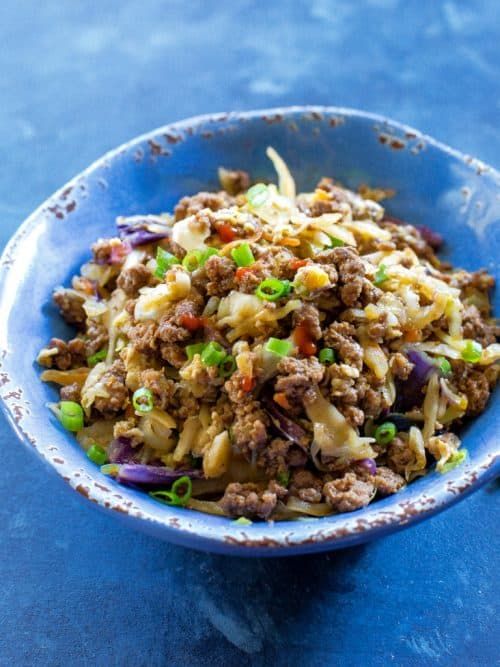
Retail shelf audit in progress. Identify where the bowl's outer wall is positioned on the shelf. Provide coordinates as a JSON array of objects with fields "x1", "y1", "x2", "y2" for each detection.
[{"x1": 0, "y1": 108, "x2": 498, "y2": 555}]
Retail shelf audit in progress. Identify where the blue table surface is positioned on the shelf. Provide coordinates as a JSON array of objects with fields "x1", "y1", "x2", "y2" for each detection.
[{"x1": 0, "y1": 2, "x2": 499, "y2": 665}]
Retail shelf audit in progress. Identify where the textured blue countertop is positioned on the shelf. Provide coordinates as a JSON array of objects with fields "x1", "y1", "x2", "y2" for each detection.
[{"x1": 0, "y1": 2, "x2": 498, "y2": 665}]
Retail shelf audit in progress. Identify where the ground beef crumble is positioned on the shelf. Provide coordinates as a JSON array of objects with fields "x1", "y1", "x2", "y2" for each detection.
[{"x1": 323, "y1": 472, "x2": 375, "y2": 512}]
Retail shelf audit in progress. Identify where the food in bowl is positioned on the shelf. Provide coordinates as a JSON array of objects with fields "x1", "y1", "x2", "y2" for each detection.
[{"x1": 37, "y1": 147, "x2": 499, "y2": 521}]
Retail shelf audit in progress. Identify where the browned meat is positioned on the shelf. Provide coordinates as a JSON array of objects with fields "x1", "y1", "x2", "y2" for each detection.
[
  {"x1": 117, "y1": 264, "x2": 151, "y2": 296},
  {"x1": 41, "y1": 337, "x2": 85, "y2": 370},
  {"x1": 156, "y1": 320, "x2": 191, "y2": 344},
  {"x1": 274, "y1": 357, "x2": 325, "y2": 411},
  {"x1": 323, "y1": 473, "x2": 374, "y2": 512},
  {"x1": 289, "y1": 470, "x2": 324, "y2": 503},
  {"x1": 333, "y1": 246, "x2": 366, "y2": 306},
  {"x1": 381, "y1": 222, "x2": 436, "y2": 261},
  {"x1": 462, "y1": 304, "x2": 498, "y2": 347},
  {"x1": 140, "y1": 369, "x2": 175, "y2": 410},
  {"x1": 127, "y1": 322, "x2": 157, "y2": 354},
  {"x1": 84, "y1": 320, "x2": 109, "y2": 356},
  {"x1": 59, "y1": 383, "x2": 81, "y2": 402},
  {"x1": 373, "y1": 466, "x2": 406, "y2": 495},
  {"x1": 315, "y1": 178, "x2": 350, "y2": 203},
  {"x1": 292, "y1": 303, "x2": 322, "y2": 340},
  {"x1": 452, "y1": 361, "x2": 492, "y2": 416},
  {"x1": 219, "y1": 168, "x2": 250, "y2": 195},
  {"x1": 93, "y1": 360, "x2": 128, "y2": 417},
  {"x1": 231, "y1": 399, "x2": 269, "y2": 458},
  {"x1": 204, "y1": 254, "x2": 236, "y2": 296},
  {"x1": 174, "y1": 191, "x2": 234, "y2": 220},
  {"x1": 219, "y1": 482, "x2": 278, "y2": 519},
  {"x1": 159, "y1": 342, "x2": 186, "y2": 368},
  {"x1": 53, "y1": 289, "x2": 86, "y2": 327},
  {"x1": 387, "y1": 436, "x2": 412, "y2": 475},
  {"x1": 324, "y1": 321, "x2": 363, "y2": 370},
  {"x1": 256, "y1": 438, "x2": 308, "y2": 476},
  {"x1": 450, "y1": 268, "x2": 495, "y2": 292},
  {"x1": 366, "y1": 313, "x2": 389, "y2": 342},
  {"x1": 389, "y1": 352, "x2": 414, "y2": 380}
]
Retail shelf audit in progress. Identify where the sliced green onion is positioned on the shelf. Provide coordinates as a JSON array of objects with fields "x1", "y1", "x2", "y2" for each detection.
[
  {"x1": 247, "y1": 183, "x2": 268, "y2": 207},
  {"x1": 374, "y1": 264, "x2": 389, "y2": 286},
  {"x1": 86, "y1": 444, "x2": 107, "y2": 465},
  {"x1": 200, "y1": 247, "x2": 219, "y2": 263},
  {"x1": 319, "y1": 348, "x2": 336, "y2": 364},
  {"x1": 374, "y1": 421, "x2": 396, "y2": 446},
  {"x1": 155, "y1": 247, "x2": 180, "y2": 278},
  {"x1": 182, "y1": 248, "x2": 218, "y2": 271},
  {"x1": 231, "y1": 242, "x2": 255, "y2": 267},
  {"x1": 87, "y1": 348, "x2": 107, "y2": 367},
  {"x1": 256, "y1": 277, "x2": 290, "y2": 301},
  {"x1": 186, "y1": 342, "x2": 207, "y2": 361},
  {"x1": 436, "y1": 356, "x2": 452, "y2": 376},
  {"x1": 264, "y1": 337, "x2": 293, "y2": 357},
  {"x1": 276, "y1": 471, "x2": 290, "y2": 487},
  {"x1": 461, "y1": 340, "x2": 482, "y2": 363},
  {"x1": 232, "y1": 516, "x2": 253, "y2": 525},
  {"x1": 100, "y1": 463, "x2": 120, "y2": 477},
  {"x1": 219, "y1": 354, "x2": 237, "y2": 378},
  {"x1": 439, "y1": 449, "x2": 468, "y2": 474},
  {"x1": 132, "y1": 387, "x2": 154, "y2": 413},
  {"x1": 58, "y1": 401, "x2": 84, "y2": 432},
  {"x1": 327, "y1": 236, "x2": 345, "y2": 248},
  {"x1": 150, "y1": 475, "x2": 192, "y2": 507},
  {"x1": 201, "y1": 341, "x2": 226, "y2": 366},
  {"x1": 182, "y1": 250, "x2": 204, "y2": 272}
]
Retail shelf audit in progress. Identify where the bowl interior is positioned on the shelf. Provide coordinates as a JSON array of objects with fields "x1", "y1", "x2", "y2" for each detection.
[{"x1": 1, "y1": 107, "x2": 498, "y2": 555}]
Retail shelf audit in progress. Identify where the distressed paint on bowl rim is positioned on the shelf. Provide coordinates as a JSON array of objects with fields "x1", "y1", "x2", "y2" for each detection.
[{"x1": 0, "y1": 106, "x2": 499, "y2": 556}]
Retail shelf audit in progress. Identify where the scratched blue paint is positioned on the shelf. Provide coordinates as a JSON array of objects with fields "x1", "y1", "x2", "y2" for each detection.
[{"x1": 0, "y1": 1, "x2": 499, "y2": 665}]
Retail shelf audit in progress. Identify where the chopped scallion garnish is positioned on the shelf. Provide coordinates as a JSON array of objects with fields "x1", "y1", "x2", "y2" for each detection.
[
  {"x1": 256, "y1": 278, "x2": 291, "y2": 301},
  {"x1": 231, "y1": 242, "x2": 255, "y2": 267},
  {"x1": 132, "y1": 387, "x2": 154, "y2": 414},
  {"x1": 58, "y1": 401, "x2": 84, "y2": 432},
  {"x1": 461, "y1": 340, "x2": 482, "y2": 363},
  {"x1": 201, "y1": 341, "x2": 226, "y2": 366},
  {"x1": 232, "y1": 516, "x2": 253, "y2": 525},
  {"x1": 264, "y1": 337, "x2": 293, "y2": 357},
  {"x1": 374, "y1": 421, "x2": 396, "y2": 446},
  {"x1": 319, "y1": 348, "x2": 336, "y2": 364},
  {"x1": 86, "y1": 444, "x2": 107, "y2": 465},
  {"x1": 87, "y1": 348, "x2": 107, "y2": 367},
  {"x1": 436, "y1": 356, "x2": 452, "y2": 376},
  {"x1": 219, "y1": 354, "x2": 237, "y2": 378},
  {"x1": 327, "y1": 236, "x2": 345, "y2": 248},
  {"x1": 276, "y1": 471, "x2": 290, "y2": 487},
  {"x1": 374, "y1": 264, "x2": 389, "y2": 286},
  {"x1": 246, "y1": 183, "x2": 268, "y2": 208},
  {"x1": 186, "y1": 342, "x2": 207, "y2": 361},
  {"x1": 149, "y1": 475, "x2": 192, "y2": 506},
  {"x1": 439, "y1": 449, "x2": 468, "y2": 474},
  {"x1": 155, "y1": 247, "x2": 180, "y2": 278}
]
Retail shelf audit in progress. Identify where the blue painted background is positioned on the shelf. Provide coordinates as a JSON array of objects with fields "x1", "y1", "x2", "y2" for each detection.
[{"x1": 0, "y1": 1, "x2": 498, "y2": 665}]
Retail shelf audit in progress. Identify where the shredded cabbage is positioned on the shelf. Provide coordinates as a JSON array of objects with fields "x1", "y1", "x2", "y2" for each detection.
[{"x1": 305, "y1": 389, "x2": 375, "y2": 463}]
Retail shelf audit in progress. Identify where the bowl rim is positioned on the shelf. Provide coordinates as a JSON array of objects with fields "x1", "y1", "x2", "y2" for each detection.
[{"x1": 1, "y1": 105, "x2": 499, "y2": 556}]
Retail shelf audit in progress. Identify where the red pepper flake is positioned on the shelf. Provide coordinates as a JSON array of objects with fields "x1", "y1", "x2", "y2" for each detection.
[
  {"x1": 218, "y1": 223, "x2": 236, "y2": 243},
  {"x1": 241, "y1": 376, "x2": 256, "y2": 392},
  {"x1": 273, "y1": 392, "x2": 292, "y2": 410},
  {"x1": 179, "y1": 313, "x2": 205, "y2": 332},
  {"x1": 293, "y1": 323, "x2": 317, "y2": 357},
  {"x1": 290, "y1": 258, "x2": 308, "y2": 271},
  {"x1": 235, "y1": 266, "x2": 254, "y2": 280}
]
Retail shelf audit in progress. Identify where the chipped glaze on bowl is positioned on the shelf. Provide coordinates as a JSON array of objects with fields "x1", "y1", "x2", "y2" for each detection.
[{"x1": 0, "y1": 107, "x2": 499, "y2": 556}]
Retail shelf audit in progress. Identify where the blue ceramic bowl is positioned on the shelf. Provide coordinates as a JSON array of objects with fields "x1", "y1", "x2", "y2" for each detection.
[{"x1": 0, "y1": 107, "x2": 498, "y2": 556}]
